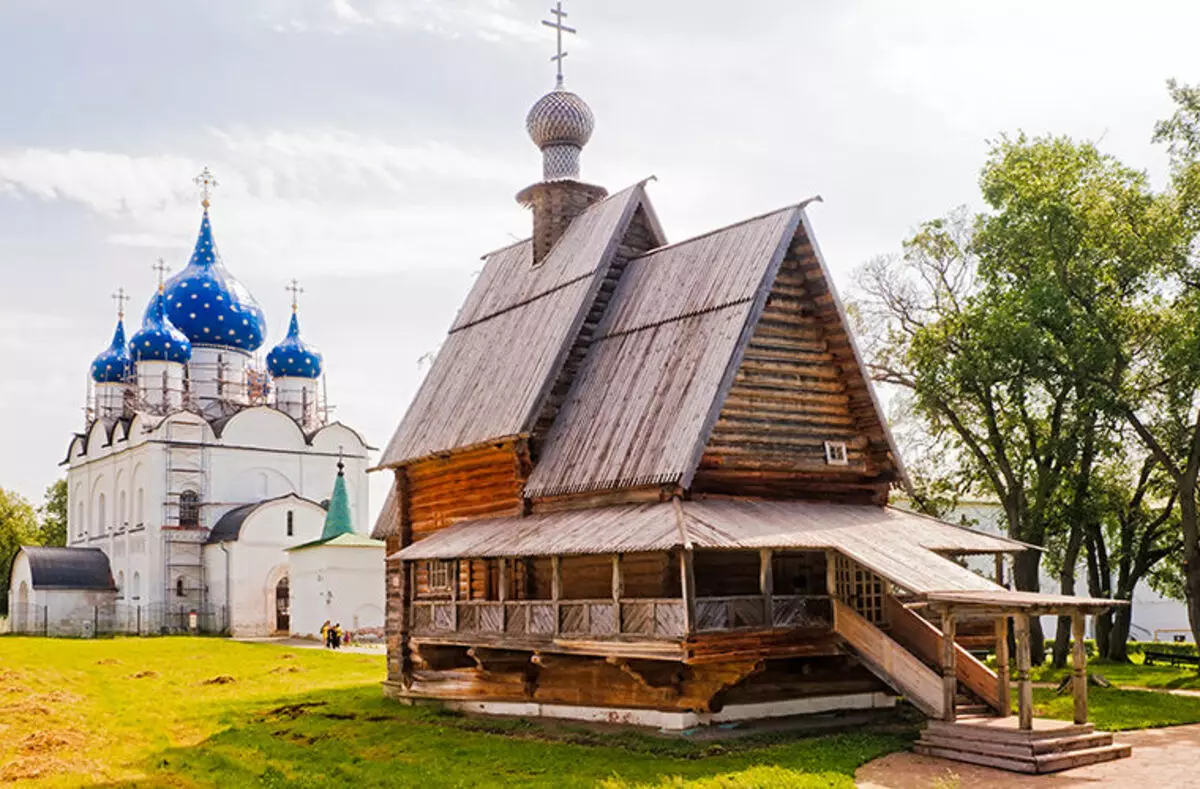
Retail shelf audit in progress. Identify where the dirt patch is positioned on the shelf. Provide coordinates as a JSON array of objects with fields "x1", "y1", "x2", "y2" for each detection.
[
  {"x1": 129, "y1": 671, "x2": 159, "y2": 679},
  {"x1": 20, "y1": 729, "x2": 85, "y2": 755},
  {"x1": 41, "y1": 690, "x2": 82, "y2": 706},
  {"x1": 95, "y1": 658, "x2": 122, "y2": 666},
  {"x1": 201, "y1": 675, "x2": 236, "y2": 685},
  {"x1": 279, "y1": 653, "x2": 297, "y2": 660},
  {"x1": 320, "y1": 712, "x2": 357, "y2": 721},
  {"x1": 260, "y1": 701, "x2": 327, "y2": 721},
  {"x1": 0, "y1": 670, "x2": 23, "y2": 683},
  {"x1": 268, "y1": 665, "x2": 302, "y2": 674}
]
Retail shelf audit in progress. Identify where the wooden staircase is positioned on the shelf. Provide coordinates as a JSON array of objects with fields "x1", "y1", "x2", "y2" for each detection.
[{"x1": 915, "y1": 718, "x2": 1132, "y2": 774}]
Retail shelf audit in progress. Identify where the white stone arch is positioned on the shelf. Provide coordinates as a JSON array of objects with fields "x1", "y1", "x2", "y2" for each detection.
[
  {"x1": 262, "y1": 563, "x2": 291, "y2": 633},
  {"x1": 132, "y1": 463, "x2": 146, "y2": 527},
  {"x1": 132, "y1": 571, "x2": 142, "y2": 602},
  {"x1": 97, "y1": 491, "x2": 107, "y2": 533}
]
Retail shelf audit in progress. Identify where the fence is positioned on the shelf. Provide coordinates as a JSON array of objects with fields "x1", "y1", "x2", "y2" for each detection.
[{"x1": 6, "y1": 602, "x2": 229, "y2": 638}]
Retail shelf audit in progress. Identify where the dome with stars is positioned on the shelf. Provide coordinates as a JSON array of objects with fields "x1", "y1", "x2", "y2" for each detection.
[
  {"x1": 130, "y1": 289, "x2": 192, "y2": 364},
  {"x1": 163, "y1": 208, "x2": 266, "y2": 352},
  {"x1": 266, "y1": 311, "x2": 323, "y2": 379},
  {"x1": 90, "y1": 318, "x2": 132, "y2": 383}
]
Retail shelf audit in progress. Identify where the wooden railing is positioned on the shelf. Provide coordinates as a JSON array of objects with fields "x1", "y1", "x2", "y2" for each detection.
[
  {"x1": 694, "y1": 595, "x2": 832, "y2": 632},
  {"x1": 885, "y1": 596, "x2": 1005, "y2": 715},
  {"x1": 411, "y1": 594, "x2": 832, "y2": 640},
  {"x1": 411, "y1": 599, "x2": 687, "y2": 640}
]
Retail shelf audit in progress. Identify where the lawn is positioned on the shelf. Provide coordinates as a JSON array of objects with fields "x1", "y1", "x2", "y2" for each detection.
[
  {"x1": 0, "y1": 637, "x2": 910, "y2": 788},
  {"x1": 1030, "y1": 653, "x2": 1200, "y2": 691},
  {"x1": 1031, "y1": 686, "x2": 1200, "y2": 731}
]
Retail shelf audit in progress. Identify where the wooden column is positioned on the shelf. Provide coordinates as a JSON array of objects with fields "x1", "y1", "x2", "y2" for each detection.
[
  {"x1": 680, "y1": 549, "x2": 696, "y2": 635},
  {"x1": 497, "y1": 558, "x2": 508, "y2": 632},
  {"x1": 1072, "y1": 612, "x2": 1088, "y2": 724},
  {"x1": 995, "y1": 615, "x2": 1011, "y2": 716},
  {"x1": 994, "y1": 553, "x2": 1005, "y2": 586},
  {"x1": 940, "y1": 610, "x2": 957, "y2": 721},
  {"x1": 612, "y1": 554, "x2": 622, "y2": 601},
  {"x1": 450, "y1": 559, "x2": 459, "y2": 631},
  {"x1": 1014, "y1": 612, "x2": 1033, "y2": 730},
  {"x1": 826, "y1": 550, "x2": 839, "y2": 629},
  {"x1": 760, "y1": 549, "x2": 774, "y2": 627},
  {"x1": 551, "y1": 556, "x2": 561, "y2": 636}
]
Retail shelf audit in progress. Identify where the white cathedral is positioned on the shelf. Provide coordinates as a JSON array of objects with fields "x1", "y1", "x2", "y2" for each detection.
[{"x1": 7, "y1": 172, "x2": 385, "y2": 639}]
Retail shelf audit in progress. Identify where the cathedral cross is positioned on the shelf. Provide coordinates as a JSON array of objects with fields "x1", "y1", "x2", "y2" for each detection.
[
  {"x1": 111, "y1": 287, "x2": 130, "y2": 320},
  {"x1": 541, "y1": 1, "x2": 576, "y2": 88},
  {"x1": 194, "y1": 166, "x2": 219, "y2": 209},
  {"x1": 286, "y1": 278, "x2": 304, "y2": 312},
  {"x1": 152, "y1": 257, "x2": 171, "y2": 291}
]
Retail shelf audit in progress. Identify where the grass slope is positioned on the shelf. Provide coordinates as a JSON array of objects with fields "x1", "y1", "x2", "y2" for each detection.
[{"x1": 0, "y1": 637, "x2": 909, "y2": 788}]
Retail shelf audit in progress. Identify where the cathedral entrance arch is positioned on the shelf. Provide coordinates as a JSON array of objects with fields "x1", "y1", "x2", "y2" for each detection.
[{"x1": 275, "y1": 577, "x2": 290, "y2": 633}]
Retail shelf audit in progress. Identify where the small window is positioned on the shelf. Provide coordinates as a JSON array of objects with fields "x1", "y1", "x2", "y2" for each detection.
[
  {"x1": 175, "y1": 578, "x2": 186, "y2": 597},
  {"x1": 824, "y1": 440, "x2": 849, "y2": 466},
  {"x1": 179, "y1": 491, "x2": 200, "y2": 528},
  {"x1": 286, "y1": 510, "x2": 294, "y2": 537},
  {"x1": 425, "y1": 560, "x2": 453, "y2": 593}
]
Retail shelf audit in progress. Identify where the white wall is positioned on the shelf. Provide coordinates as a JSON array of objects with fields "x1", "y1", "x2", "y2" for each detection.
[{"x1": 288, "y1": 543, "x2": 385, "y2": 639}]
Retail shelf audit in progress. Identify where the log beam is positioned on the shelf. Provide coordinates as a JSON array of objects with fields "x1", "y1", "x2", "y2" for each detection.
[
  {"x1": 1073, "y1": 612, "x2": 1088, "y2": 724},
  {"x1": 1014, "y1": 613, "x2": 1033, "y2": 731},
  {"x1": 940, "y1": 611, "x2": 957, "y2": 722},
  {"x1": 995, "y1": 615, "x2": 1011, "y2": 716}
]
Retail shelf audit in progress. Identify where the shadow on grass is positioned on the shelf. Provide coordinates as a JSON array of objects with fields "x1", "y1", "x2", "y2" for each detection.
[{"x1": 89, "y1": 685, "x2": 916, "y2": 789}]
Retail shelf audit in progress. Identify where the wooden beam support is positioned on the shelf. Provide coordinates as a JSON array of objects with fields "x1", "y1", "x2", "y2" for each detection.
[
  {"x1": 551, "y1": 555, "x2": 562, "y2": 636},
  {"x1": 612, "y1": 554, "x2": 623, "y2": 602},
  {"x1": 760, "y1": 548, "x2": 774, "y2": 627},
  {"x1": 995, "y1": 615, "x2": 1011, "y2": 716},
  {"x1": 450, "y1": 559, "x2": 459, "y2": 631},
  {"x1": 1014, "y1": 612, "x2": 1033, "y2": 731},
  {"x1": 680, "y1": 549, "x2": 696, "y2": 635},
  {"x1": 826, "y1": 550, "x2": 839, "y2": 629},
  {"x1": 1072, "y1": 612, "x2": 1088, "y2": 724},
  {"x1": 940, "y1": 611, "x2": 957, "y2": 722},
  {"x1": 497, "y1": 558, "x2": 508, "y2": 632},
  {"x1": 994, "y1": 553, "x2": 1005, "y2": 586}
]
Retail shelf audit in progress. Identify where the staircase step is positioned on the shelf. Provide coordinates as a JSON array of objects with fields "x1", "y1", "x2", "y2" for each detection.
[
  {"x1": 918, "y1": 734, "x2": 1038, "y2": 760},
  {"x1": 1035, "y1": 743, "x2": 1132, "y2": 773},
  {"x1": 954, "y1": 704, "x2": 990, "y2": 715},
  {"x1": 913, "y1": 743, "x2": 1038, "y2": 774},
  {"x1": 925, "y1": 719, "x2": 1094, "y2": 743},
  {"x1": 1031, "y1": 732, "x2": 1114, "y2": 754}
]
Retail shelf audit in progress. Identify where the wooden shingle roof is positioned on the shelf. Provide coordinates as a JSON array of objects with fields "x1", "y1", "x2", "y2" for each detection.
[{"x1": 377, "y1": 183, "x2": 656, "y2": 468}]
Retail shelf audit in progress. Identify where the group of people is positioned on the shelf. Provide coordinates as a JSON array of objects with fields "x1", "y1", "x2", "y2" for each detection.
[{"x1": 320, "y1": 620, "x2": 345, "y2": 649}]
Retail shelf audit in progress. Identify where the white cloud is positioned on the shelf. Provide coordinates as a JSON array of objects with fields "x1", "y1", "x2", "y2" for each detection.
[{"x1": 264, "y1": 0, "x2": 538, "y2": 41}]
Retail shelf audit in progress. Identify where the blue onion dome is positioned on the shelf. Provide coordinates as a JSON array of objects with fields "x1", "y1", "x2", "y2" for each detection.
[
  {"x1": 267, "y1": 311, "x2": 323, "y2": 379},
  {"x1": 130, "y1": 289, "x2": 192, "y2": 363},
  {"x1": 90, "y1": 318, "x2": 132, "y2": 383},
  {"x1": 163, "y1": 208, "x2": 266, "y2": 351}
]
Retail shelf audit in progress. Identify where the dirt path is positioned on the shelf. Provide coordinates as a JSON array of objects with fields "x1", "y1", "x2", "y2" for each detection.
[{"x1": 856, "y1": 722, "x2": 1200, "y2": 788}]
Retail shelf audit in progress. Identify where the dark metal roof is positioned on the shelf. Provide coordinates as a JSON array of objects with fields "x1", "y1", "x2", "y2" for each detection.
[
  {"x1": 21, "y1": 546, "x2": 115, "y2": 590},
  {"x1": 207, "y1": 494, "x2": 326, "y2": 543}
]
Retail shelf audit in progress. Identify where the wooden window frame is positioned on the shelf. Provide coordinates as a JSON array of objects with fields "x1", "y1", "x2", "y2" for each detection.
[{"x1": 824, "y1": 440, "x2": 849, "y2": 466}]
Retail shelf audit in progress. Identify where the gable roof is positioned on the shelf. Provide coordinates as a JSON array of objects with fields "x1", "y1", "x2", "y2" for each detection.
[
  {"x1": 377, "y1": 182, "x2": 661, "y2": 468},
  {"x1": 523, "y1": 205, "x2": 804, "y2": 497},
  {"x1": 19, "y1": 546, "x2": 115, "y2": 590}
]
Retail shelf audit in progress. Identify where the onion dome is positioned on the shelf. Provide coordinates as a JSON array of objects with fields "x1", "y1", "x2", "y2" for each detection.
[
  {"x1": 130, "y1": 289, "x2": 192, "y2": 363},
  {"x1": 526, "y1": 88, "x2": 595, "y2": 181},
  {"x1": 163, "y1": 208, "x2": 266, "y2": 351},
  {"x1": 266, "y1": 310, "x2": 322, "y2": 379},
  {"x1": 90, "y1": 318, "x2": 132, "y2": 383}
]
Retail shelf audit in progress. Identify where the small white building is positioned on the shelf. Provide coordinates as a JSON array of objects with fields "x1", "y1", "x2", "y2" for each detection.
[
  {"x1": 7, "y1": 547, "x2": 118, "y2": 636},
  {"x1": 7, "y1": 172, "x2": 379, "y2": 638},
  {"x1": 287, "y1": 461, "x2": 385, "y2": 639}
]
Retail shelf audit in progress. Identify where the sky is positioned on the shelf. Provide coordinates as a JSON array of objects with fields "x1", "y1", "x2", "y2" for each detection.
[{"x1": 0, "y1": 0, "x2": 1196, "y2": 523}]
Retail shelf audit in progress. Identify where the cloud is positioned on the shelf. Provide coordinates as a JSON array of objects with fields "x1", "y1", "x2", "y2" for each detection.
[{"x1": 263, "y1": 0, "x2": 538, "y2": 41}]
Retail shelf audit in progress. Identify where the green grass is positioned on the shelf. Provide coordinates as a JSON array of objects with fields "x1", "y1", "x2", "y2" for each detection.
[
  {"x1": 1030, "y1": 686, "x2": 1200, "y2": 731},
  {"x1": 1029, "y1": 653, "x2": 1200, "y2": 691},
  {"x1": 0, "y1": 637, "x2": 910, "y2": 788}
]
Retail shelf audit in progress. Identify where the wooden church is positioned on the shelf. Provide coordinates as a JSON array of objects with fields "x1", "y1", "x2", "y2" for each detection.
[{"x1": 371, "y1": 11, "x2": 1129, "y2": 773}]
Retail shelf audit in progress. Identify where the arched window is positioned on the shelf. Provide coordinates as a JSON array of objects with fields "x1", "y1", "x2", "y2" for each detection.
[
  {"x1": 98, "y1": 493, "x2": 107, "y2": 533},
  {"x1": 119, "y1": 490, "x2": 127, "y2": 528},
  {"x1": 176, "y1": 577, "x2": 186, "y2": 597},
  {"x1": 286, "y1": 510, "x2": 294, "y2": 537},
  {"x1": 135, "y1": 488, "x2": 144, "y2": 526},
  {"x1": 76, "y1": 501, "x2": 84, "y2": 539},
  {"x1": 132, "y1": 571, "x2": 141, "y2": 601},
  {"x1": 117, "y1": 570, "x2": 125, "y2": 598},
  {"x1": 179, "y1": 491, "x2": 200, "y2": 528}
]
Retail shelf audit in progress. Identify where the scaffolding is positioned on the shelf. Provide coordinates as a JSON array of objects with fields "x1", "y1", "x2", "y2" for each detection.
[{"x1": 163, "y1": 419, "x2": 208, "y2": 614}]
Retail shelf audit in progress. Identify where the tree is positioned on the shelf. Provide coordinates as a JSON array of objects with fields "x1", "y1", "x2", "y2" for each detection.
[
  {"x1": 38, "y1": 479, "x2": 68, "y2": 548},
  {"x1": 0, "y1": 487, "x2": 39, "y2": 612}
]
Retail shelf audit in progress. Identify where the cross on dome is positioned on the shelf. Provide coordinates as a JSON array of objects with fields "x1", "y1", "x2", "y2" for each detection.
[
  {"x1": 152, "y1": 258, "x2": 171, "y2": 292},
  {"x1": 194, "y1": 166, "x2": 218, "y2": 209},
  {"x1": 111, "y1": 287, "x2": 130, "y2": 320},
  {"x1": 541, "y1": 1, "x2": 576, "y2": 89},
  {"x1": 286, "y1": 278, "x2": 305, "y2": 313}
]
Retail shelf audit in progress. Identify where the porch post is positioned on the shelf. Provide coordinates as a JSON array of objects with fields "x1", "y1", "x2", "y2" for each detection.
[
  {"x1": 995, "y1": 614, "x2": 1011, "y2": 716},
  {"x1": 940, "y1": 610, "x2": 957, "y2": 721},
  {"x1": 994, "y1": 553, "x2": 1005, "y2": 586},
  {"x1": 1014, "y1": 612, "x2": 1033, "y2": 730},
  {"x1": 551, "y1": 556, "x2": 561, "y2": 636},
  {"x1": 450, "y1": 559, "x2": 459, "y2": 631},
  {"x1": 679, "y1": 549, "x2": 696, "y2": 635},
  {"x1": 826, "y1": 550, "x2": 839, "y2": 629},
  {"x1": 497, "y1": 558, "x2": 508, "y2": 632},
  {"x1": 759, "y1": 549, "x2": 774, "y2": 627},
  {"x1": 1072, "y1": 611, "x2": 1088, "y2": 724},
  {"x1": 612, "y1": 554, "x2": 623, "y2": 601}
]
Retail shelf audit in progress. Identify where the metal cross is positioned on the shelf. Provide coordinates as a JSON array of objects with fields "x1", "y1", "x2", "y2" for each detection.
[
  {"x1": 541, "y1": 1, "x2": 576, "y2": 88},
  {"x1": 111, "y1": 287, "x2": 130, "y2": 319},
  {"x1": 286, "y1": 278, "x2": 304, "y2": 312},
  {"x1": 194, "y1": 166, "x2": 219, "y2": 208},
  {"x1": 152, "y1": 257, "x2": 171, "y2": 291}
]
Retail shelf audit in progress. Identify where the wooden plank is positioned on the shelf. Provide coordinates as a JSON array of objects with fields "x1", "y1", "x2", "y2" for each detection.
[
  {"x1": 996, "y1": 615, "x2": 1011, "y2": 716},
  {"x1": 942, "y1": 612, "x2": 957, "y2": 722},
  {"x1": 680, "y1": 549, "x2": 696, "y2": 635},
  {"x1": 1073, "y1": 612, "x2": 1087, "y2": 724},
  {"x1": 1015, "y1": 613, "x2": 1033, "y2": 731},
  {"x1": 832, "y1": 599, "x2": 943, "y2": 718}
]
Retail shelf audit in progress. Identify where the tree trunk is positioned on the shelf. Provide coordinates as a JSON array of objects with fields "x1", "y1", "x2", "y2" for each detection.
[
  {"x1": 1052, "y1": 527, "x2": 1083, "y2": 669},
  {"x1": 1013, "y1": 550, "x2": 1046, "y2": 665},
  {"x1": 1106, "y1": 603, "x2": 1132, "y2": 662},
  {"x1": 1181, "y1": 473, "x2": 1200, "y2": 648}
]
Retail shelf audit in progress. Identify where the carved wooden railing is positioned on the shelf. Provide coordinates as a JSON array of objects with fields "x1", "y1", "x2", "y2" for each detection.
[
  {"x1": 411, "y1": 599, "x2": 687, "y2": 640},
  {"x1": 694, "y1": 595, "x2": 832, "y2": 632}
]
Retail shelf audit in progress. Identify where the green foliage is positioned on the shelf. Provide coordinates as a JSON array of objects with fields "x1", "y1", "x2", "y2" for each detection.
[
  {"x1": 0, "y1": 487, "x2": 39, "y2": 610},
  {"x1": 37, "y1": 479, "x2": 68, "y2": 548},
  {"x1": 0, "y1": 637, "x2": 911, "y2": 788}
]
